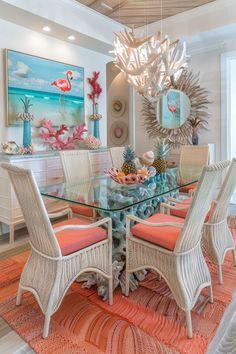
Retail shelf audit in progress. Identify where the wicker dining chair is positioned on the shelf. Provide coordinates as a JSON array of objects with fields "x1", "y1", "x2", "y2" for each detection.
[
  {"x1": 88, "y1": 149, "x2": 113, "y2": 176},
  {"x1": 202, "y1": 158, "x2": 236, "y2": 284},
  {"x1": 1, "y1": 163, "x2": 113, "y2": 338},
  {"x1": 228, "y1": 215, "x2": 236, "y2": 234},
  {"x1": 110, "y1": 147, "x2": 125, "y2": 169},
  {"x1": 178, "y1": 145, "x2": 209, "y2": 195},
  {"x1": 60, "y1": 149, "x2": 91, "y2": 183},
  {"x1": 125, "y1": 160, "x2": 230, "y2": 339},
  {"x1": 161, "y1": 159, "x2": 236, "y2": 284},
  {"x1": 60, "y1": 150, "x2": 95, "y2": 219}
]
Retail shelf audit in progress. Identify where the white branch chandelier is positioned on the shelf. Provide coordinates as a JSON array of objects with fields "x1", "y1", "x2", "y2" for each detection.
[{"x1": 112, "y1": 29, "x2": 190, "y2": 101}]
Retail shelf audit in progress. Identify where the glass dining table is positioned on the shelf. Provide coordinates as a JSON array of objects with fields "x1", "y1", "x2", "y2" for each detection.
[
  {"x1": 40, "y1": 169, "x2": 197, "y2": 297},
  {"x1": 41, "y1": 168, "x2": 197, "y2": 252}
]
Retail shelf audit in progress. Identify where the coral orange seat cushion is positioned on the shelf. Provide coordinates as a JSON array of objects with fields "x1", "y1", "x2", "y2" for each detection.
[
  {"x1": 179, "y1": 183, "x2": 198, "y2": 193},
  {"x1": 53, "y1": 217, "x2": 107, "y2": 256},
  {"x1": 170, "y1": 199, "x2": 214, "y2": 221},
  {"x1": 71, "y1": 205, "x2": 94, "y2": 218},
  {"x1": 131, "y1": 213, "x2": 184, "y2": 251},
  {"x1": 170, "y1": 197, "x2": 193, "y2": 219}
]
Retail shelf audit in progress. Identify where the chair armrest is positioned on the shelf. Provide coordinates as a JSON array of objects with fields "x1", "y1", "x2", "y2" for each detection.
[
  {"x1": 160, "y1": 202, "x2": 190, "y2": 214},
  {"x1": 167, "y1": 197, "x2": 192, "y2": 204},
  {"x1": 228, "y1": 215, "x2": 236, "y2": 229},
  {"x1": 126, "y1": 214, "x2": 183, "y2": 229},
  {"x1": 160, "y1": 203, "x2": 190, "y2": 211},
  {"x1": 189, "y1": 188, "x2": 197, "y2": 197},
  {"x1": 54, "y1": 217, "x2": 112, "y2": 240},
  {"x1": 48, "y1": 208, "x2": 72, "y2": 219}
]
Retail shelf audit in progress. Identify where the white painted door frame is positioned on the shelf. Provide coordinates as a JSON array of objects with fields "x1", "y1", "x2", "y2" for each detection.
[{"x1": 221, "y1": 51, "x2": 236, "y2": 160}]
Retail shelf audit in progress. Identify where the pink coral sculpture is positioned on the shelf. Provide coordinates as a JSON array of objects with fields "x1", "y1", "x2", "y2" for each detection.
[{"x1": 39, "y1": 119, "x2": 87, "y2": 150}]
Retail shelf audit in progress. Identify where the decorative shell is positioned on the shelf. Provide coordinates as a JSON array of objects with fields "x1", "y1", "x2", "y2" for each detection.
[
  {"x1": 84, "y1": 135, "x2": 101, "y2": 149},
  {"x1": 2, "y1": 141, "x2": 20, "y2": 154},
  {"x1": 17, "y1": 112, "x2": 34, "y2": 121},
  {"x1": 1, "y1": 141, "x2": 34, "y2": 155},
  {"x1": 141, "y1": 151, "x2": 154, "y2": 166},
  {"x1": 89, "y1": 113, "x2": 102, "y2": 121}
]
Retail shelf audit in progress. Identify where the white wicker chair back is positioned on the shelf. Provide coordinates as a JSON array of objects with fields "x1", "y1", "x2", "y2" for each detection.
[
  {"x1": 179, "y1": 145, "x2": 209, "y2": 183},
  {"x1": 110, "y1": 147, "x2": 125, "y2": 169},
  {"x1": 209, "y1": 158, "x2": 236, "y2": 223},
  {"x1": 175, "y1": 160, "x2": 230, "y2": 253},
  {"x1": 60, "y1": 150, "x2": 91, "y2": 183},
  {"x1": 89, "y1": 149, "x2": 112, "y2": 176},
  {"x1": 1, "y1": 163, "x2": 61, "y2": 258}
]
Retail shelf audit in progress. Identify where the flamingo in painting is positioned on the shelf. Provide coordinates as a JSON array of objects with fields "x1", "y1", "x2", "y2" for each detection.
[
  {"x1": 51, "y1": 70, "x2": 73, "y2": 112},
  {"x1": 51, "y1": 70, "x2": 73, "y2": 92},
  {"x1": 167, "y1": 93, "x2": 178, "y2": 128}
]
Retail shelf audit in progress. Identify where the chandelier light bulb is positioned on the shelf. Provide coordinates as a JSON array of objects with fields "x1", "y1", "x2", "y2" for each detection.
[
  {"x1": 42, "y1": 26, "x2": 51, "y2": 32},
  {"x1": 68, "y1": 35, "x2": 76, "y2": 41}
]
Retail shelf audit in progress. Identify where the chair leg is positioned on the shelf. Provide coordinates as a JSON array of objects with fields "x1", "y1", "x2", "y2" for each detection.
[
  {"x1": 232, "y1": 248, "x2": 236, "y2": 267},
  {"x1": 43, "y1": 314, "x2": 51, "y2": 339},
  {"x1": 209, "y1": 285, "x2": 213, "y2": 304},
  {"x1": 108, "y1": 277, "x2": 113, "y2": 306},
  {"x1": 16, "y1": 286, "x2": 22, "y2": 306},
  {"x1": 125, "y1": 270, "x2": 130, "y2": 297},
  {"x1": 185, "y1": 309, "x2": 193, "y2": 339},
  {"x1": 218, "y1": 264, "x2": 223, "y2": 284}
]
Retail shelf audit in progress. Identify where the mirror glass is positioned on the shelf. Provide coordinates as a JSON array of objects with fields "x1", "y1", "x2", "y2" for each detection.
[{"x1": 156, "y1": 89, "x2": 191, "y2": 129}]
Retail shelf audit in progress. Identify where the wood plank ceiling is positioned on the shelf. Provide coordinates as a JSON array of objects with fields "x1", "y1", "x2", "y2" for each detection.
[{"x1": 77, "y1": 0, "x2": 216, "y2": 28}]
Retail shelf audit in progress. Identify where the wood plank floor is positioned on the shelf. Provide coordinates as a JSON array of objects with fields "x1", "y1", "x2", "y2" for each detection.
[
  {"x1": 0, "y1": 241, "x2": 34, "y2": 353},
  {"x1": 0, "y1": 318, "x2": 34, "y2": 354}
]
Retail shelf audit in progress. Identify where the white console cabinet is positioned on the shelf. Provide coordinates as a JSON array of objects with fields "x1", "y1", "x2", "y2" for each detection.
[{"x1": 0, "y1": 152, "x2": 67, "y2": 244}]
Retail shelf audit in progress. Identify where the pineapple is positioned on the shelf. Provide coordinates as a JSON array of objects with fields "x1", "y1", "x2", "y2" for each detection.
[
  {"x1": 121, "y1": 145, "x2": 137, "y2": 175},
  {"x1": 152, "y1": 138, "x2": 170, "y2": 174}
]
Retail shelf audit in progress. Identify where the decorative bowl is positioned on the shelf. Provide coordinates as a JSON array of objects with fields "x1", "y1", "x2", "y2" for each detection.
[{"x1": 105, "y1": 167, "x2": 156, "y2": 185}]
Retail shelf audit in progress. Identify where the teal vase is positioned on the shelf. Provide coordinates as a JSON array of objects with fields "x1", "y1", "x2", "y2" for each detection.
[
  {"x1": 23, "y1": 120, "x2": 31, "y2": 147},
  {"x1": 93, "y1": 120, "x2": 100, "y2": 139}
]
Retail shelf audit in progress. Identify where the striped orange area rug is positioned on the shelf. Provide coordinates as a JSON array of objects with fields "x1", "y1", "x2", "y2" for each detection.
[{"x1": 0, "y1": 236, "x2": 236, "y2": 354}]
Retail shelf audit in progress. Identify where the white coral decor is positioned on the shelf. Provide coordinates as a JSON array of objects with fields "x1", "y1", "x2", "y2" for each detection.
[{"x1": 85, "y1": 135, "x2": 101, "y2": 149}]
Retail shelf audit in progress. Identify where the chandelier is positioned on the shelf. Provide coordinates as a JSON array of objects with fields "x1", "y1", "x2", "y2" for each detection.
[{"x1": 112, "y1": 29, "x2": 190, "y2": 101}]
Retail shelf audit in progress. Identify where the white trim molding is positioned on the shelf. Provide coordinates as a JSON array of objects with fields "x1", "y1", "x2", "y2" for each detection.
[{"x1": 221, "y1": 51, "x2": 236, "y2": 160}]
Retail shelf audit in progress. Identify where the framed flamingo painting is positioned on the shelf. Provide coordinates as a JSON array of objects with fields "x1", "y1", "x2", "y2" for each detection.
[{"x1": 5, "y1": 49, "x2": 84, "y2": 126}]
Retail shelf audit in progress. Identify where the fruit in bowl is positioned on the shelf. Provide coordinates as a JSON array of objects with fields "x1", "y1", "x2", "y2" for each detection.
[
  {"x1": 105, "y1": 167, "x2": 156, "y2": 185},
  {"x1": 121, "y1": 145, "x2": 137, "y2": 175}
]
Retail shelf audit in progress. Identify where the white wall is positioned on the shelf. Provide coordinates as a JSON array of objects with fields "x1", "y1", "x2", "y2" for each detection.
[
  {"x1": 0, "y1": 19, "x2": 111, "y2": 147},
  {"x1": 106, "y1": 62, "x2": 130, "y2": 147}
]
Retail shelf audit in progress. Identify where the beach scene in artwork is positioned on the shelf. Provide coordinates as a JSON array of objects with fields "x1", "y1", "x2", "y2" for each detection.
[
  {"x1": 159, "y1": 89, "x2": 190, "y2": 129},
  {"x1": 7, "y1": 50, "x2": 84, "y2": 126}
]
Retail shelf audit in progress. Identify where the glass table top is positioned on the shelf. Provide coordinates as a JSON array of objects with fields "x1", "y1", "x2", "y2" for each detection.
[{"x1": 40, "y1": 169, "x2": 198, "y2": 212}]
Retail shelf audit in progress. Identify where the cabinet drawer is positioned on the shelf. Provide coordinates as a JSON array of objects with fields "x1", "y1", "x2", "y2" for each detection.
[
  {"x1": 12, "y1": 206, "x2": 23, "y2": 219},
  {"x1": 46, "y1": 157, "x2": 62, "y2": 170},
  {"x1": 46, "y1": 169, "x2": 64, "y2": 184},
  {"x1": 0, "y1": 205, "x2": 12, "y2": 220},
  {"x1": 0, "y1": 196, "x2": 11, "y2": 209},
  {"x1": 13, "y1": 159, "x2": 46, "y2": 172},
  {"x1": 33, "y1": 172, "x2": 47, "y2": 185},
  {"x1": 0, "y1": 178, "x2": 11, "y2": 197}
]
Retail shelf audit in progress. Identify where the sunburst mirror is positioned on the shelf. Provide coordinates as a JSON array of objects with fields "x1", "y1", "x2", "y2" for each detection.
[{"x1": 143, "y1": 70, "x2": 211, "y2": 145}]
